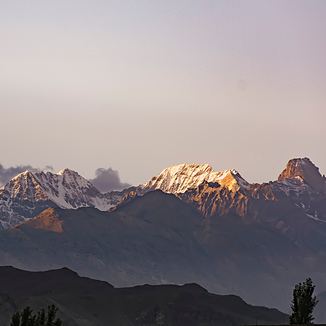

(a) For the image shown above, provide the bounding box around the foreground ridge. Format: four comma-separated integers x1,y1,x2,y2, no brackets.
0,266,288,326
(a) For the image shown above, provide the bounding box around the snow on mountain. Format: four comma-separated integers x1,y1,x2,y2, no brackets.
1,163,251,229
140,159,326,221
4,169,108,209
143,158,326,198
143,163,249,193
1,157,325,230
0,169,118,229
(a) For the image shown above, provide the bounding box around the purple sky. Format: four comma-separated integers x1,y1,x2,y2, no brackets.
1,0,326,185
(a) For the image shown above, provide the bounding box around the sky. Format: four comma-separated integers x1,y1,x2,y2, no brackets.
1,0,326,186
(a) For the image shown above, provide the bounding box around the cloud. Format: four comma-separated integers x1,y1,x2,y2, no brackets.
0,164,41,187
90,168,131,193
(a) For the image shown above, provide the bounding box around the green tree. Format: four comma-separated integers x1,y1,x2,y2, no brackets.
9,305,62,326
290,278,318,324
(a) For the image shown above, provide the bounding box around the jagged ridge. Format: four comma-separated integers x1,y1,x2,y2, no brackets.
1,157,326,229
143,163,249,193
0,169,119,229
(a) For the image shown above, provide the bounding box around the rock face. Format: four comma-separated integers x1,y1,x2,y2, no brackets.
143,163,249,193
278,157,326,193
140,158,326,222
0,266,287,326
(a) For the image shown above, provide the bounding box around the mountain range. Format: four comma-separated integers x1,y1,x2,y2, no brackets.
0,157,325,313
0,266,288,326
0,168,126,229
1,157,326,230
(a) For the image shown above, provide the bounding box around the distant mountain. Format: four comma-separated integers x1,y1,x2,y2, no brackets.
279,158,326,193
1,190,326,311
0,192,206,286
143,163,249,193
0,169,123,229
0,266,288,326
141,158,326,221
0,157,326,312
1,157,325,229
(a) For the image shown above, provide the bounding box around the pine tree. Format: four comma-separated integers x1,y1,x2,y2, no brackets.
290,278,318,324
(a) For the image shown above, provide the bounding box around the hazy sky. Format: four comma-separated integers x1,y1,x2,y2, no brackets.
1,0,326,185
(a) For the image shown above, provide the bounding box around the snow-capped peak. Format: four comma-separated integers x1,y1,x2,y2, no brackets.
3,168,113,210
143,163,249,194
0,168,122,229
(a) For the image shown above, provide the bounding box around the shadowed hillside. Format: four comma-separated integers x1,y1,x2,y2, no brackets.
0,190,326,311
0,266,287,326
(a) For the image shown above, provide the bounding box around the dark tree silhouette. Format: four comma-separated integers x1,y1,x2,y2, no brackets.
9,305,62,326
10,312,21,326
290,278,318,325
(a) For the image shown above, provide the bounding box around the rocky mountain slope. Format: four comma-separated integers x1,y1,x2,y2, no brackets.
1,190,326,311
141,158,326,221
0,169,123,229
1,157,325,230
143,163,249,193
0,157,326,312
0,266,287,326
